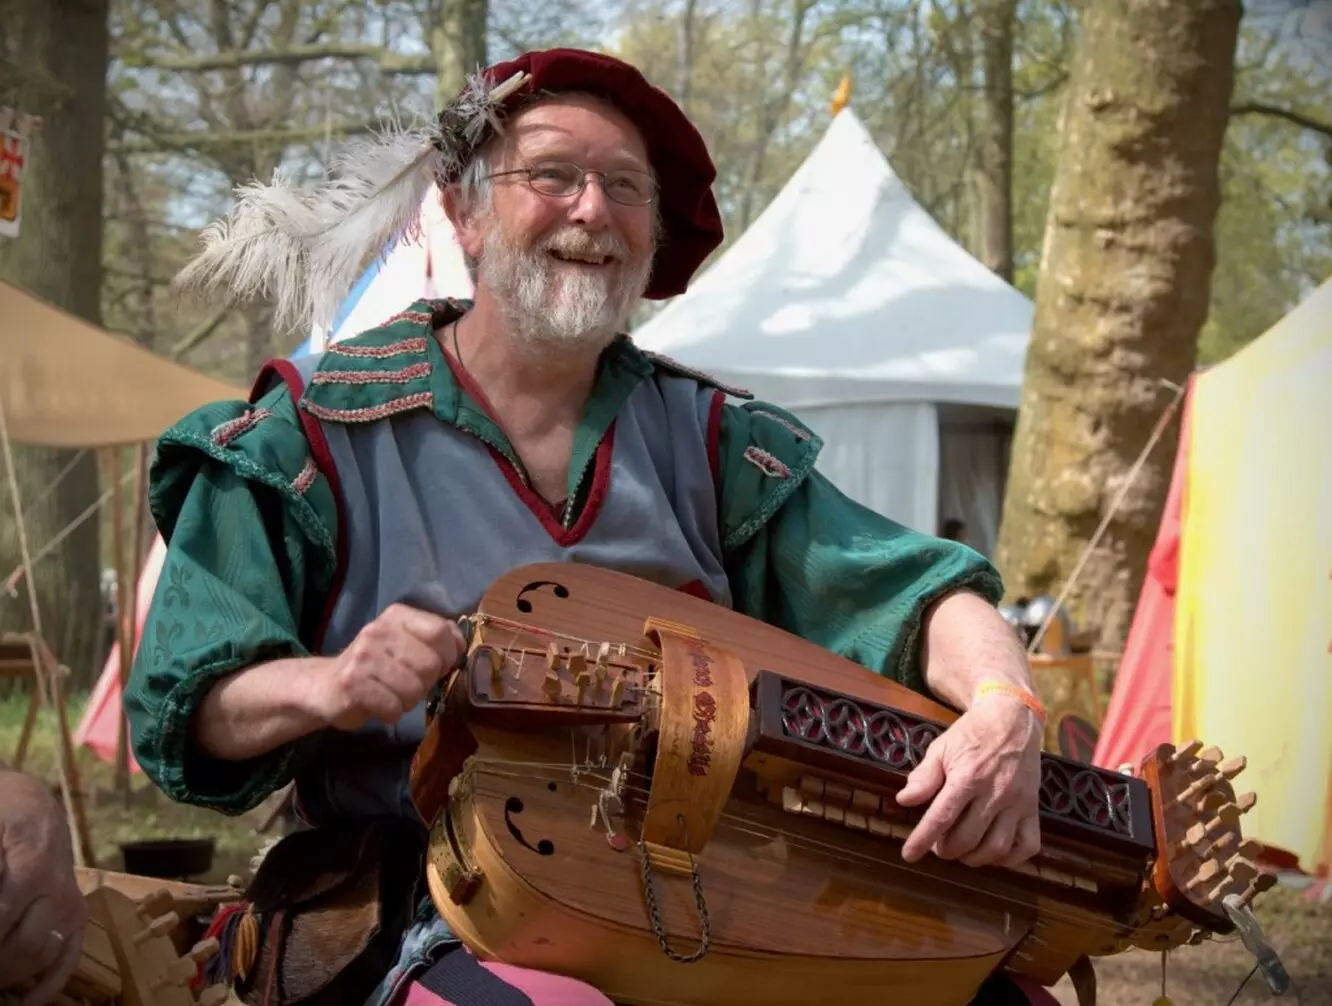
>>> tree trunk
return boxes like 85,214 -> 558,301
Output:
430,0 -> 488,109
0,0 -> 109,689
974,0 -> 1016,282
993,0 -> 1240,655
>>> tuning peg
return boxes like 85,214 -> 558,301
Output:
542,668 -> 562,700
575,671 -> 591,705
1186,860 -> 1222,893
1218,756 -> 1246,780
132,910 -> 179,945
1237,792 -> 1258,814
1181,771 -> 1221,802
610,676 -> 624,707
149,956 -> 198,991
1225,854 -> 1259,886
1238,839 -> 1264,861
1199,745 -> 1224,764
190,937 -> 221,963
1235,871 -> 1278,909
546,643 -> 562,671
568,652 -> 588,678
137,888 -> 175,920
1170,740 -> 1204,765
1197,790 -> 1228,813
1204,832 -> 1239,860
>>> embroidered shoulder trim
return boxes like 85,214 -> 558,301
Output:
301,391 -> 434,424
744,445 -> 791,479
381,309 -> 434,327
749,409 -> 811,442
291,456 -> 318,495
311,362 -> 431,386
640,350 -> 754,400
210,408 -> 271,447
326,336 -> 429,359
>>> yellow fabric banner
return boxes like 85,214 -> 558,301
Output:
1174,278 -> 1332,873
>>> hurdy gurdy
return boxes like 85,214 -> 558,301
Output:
409,562 -> 1288,1006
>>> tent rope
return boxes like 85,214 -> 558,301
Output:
1026,378 -> 1188,655
1,466 -> 136,596
0,395 -> 88,865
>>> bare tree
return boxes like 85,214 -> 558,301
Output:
973,0 -> 1016,280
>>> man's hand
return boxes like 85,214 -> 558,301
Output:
0,770 -> 88,1004
312,603 -> 466,731
894,691 -> 1043,868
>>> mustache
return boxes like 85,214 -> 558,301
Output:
540,227 -> 628,261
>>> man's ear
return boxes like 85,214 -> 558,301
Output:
441,182 -> 485,262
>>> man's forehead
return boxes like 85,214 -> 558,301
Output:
500,95 -> 650,167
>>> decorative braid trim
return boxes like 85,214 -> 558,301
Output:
744,445 -> 791,479
301,391 -> 433,424
383,309 -> 435,327
640,350 -> 753,399
326,337 -> 428,359
750,409 -> 811,441
291,456 -> 318,495
311,362 -> 431,386
210,408 -> 271,447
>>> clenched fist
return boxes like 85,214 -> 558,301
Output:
312,604 -> 466,731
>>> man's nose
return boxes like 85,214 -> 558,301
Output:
568,174 -> 615,229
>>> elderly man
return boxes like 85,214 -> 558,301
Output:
0,765 -> 87,1005
125,48 -> 1050,1006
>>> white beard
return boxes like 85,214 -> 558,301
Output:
476,218 -> 654,354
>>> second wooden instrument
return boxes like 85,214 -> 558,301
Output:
409,562 -> 1282,1006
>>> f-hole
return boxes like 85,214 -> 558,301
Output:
504,796 -> 555,856
515,580 -> 570,613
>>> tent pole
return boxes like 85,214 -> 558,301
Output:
107,446 -> 132,804
0,394 -> 96,867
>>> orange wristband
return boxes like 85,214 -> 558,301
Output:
974,681 -> 1047,725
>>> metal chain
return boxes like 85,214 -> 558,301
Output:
637,838 -> 711,964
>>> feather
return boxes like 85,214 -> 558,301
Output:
174,69 -> 530,336
174,125 -> 441,336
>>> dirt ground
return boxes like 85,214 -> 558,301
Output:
6,696 -> 1327,1004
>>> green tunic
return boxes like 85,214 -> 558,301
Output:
124,298 -> 1003,816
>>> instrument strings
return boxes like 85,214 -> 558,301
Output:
455,755 -> 1205,948
449,618 -> 1229,950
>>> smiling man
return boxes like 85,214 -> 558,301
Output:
125,48 -> 1052,1006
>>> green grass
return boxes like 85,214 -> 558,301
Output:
0,691 -> 270,884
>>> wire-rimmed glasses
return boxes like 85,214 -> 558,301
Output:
484,161 -> 658,207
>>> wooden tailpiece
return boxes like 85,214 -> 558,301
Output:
408,561 -> 1281,1006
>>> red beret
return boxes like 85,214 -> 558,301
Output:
442,48 -> 724,300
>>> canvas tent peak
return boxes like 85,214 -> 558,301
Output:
629,106 -> 1034,411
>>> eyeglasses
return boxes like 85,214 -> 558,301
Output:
484,161 -> 658,207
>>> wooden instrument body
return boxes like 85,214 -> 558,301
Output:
414,563 -> 1264,1006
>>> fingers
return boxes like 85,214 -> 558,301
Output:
0,896 -> 63,990
382,604 -> 466,665
20,927 -> 82,1006
899,774 -> 974,863
960,806 -> 1020,868
894,740 -> 945,808
1001,814 -> 1042,868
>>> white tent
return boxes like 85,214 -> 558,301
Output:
630,108 -> 1035,555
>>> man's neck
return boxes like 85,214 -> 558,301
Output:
446,293 -> 607,432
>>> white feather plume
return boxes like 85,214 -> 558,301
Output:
173,68 -> 531,336
174,127 -> 440,336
